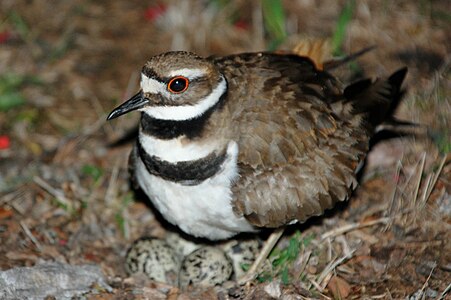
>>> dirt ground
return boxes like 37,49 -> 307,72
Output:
0,0 -> 450,299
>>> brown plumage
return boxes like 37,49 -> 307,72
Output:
212,52 -> 404,227
108,51 -> 407,239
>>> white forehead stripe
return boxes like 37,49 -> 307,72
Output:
141,74 -> 168,96
140,75 -> 226,121
140,68 -> 206,94
168,68 -> 206,79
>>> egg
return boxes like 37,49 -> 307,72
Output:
165,232 -> 204,257
125,237 -> 181,286
179,246 -> 233,289
221,239 -> 260,279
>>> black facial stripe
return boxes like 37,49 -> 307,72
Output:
136,141 -> 227,185
141,67 -> 166,83
142,76 -> 209,104
140,83 -> 228,140
185,76 -> 207,86
141,67 -> 208,85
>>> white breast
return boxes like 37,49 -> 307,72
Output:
134,141 -> 256,240
139,133 -> 221,163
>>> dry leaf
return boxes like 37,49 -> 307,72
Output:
327,275 -> 351,299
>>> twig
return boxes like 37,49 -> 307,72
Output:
419,263 -> 435,294
412,152 -> 426,206
418,172 -> 433,210
321,217 -> 389,240
422,155 -> 447,206
386,160 -> 403,229
326,237 -> 332,261
0,191 -> 17,206
317,249 -> 356,287
309,278 -> 324,292
320,270 -> 334,290
438,283 -> 451,300
0,185 -> 28,215
397,156 -> 421,200
336,235 -> 352,257
386,288 -> 394,300
33,176 -> 72,209
307,277 -> 332,299
20,221 -> 43,251
371,293 -> 389,299
293,250 -> 312,280
238,227 -> 284,284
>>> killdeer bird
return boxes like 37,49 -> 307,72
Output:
108,51 -> 406,281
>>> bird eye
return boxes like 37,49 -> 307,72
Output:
167,76 -> 189,93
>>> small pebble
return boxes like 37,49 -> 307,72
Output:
125,237 -> 181,286
179,246 -> 233,289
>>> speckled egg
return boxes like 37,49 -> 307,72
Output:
221,239 -> 260,279
179,246 -> 233,289
125,237 -> 181,286
165,232 -> 204,257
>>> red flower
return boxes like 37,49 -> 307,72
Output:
0,135 -> 10,149
234,20 -> 249,31
144,4 -> 167,22
0,31 -> 11,44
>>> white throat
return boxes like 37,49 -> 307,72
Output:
140,75 -> 227,121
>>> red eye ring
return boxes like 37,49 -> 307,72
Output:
167,76 -> 189,93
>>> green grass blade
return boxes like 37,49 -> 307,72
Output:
9,11 -> 30,39
262,0 -> 287,50
0,92 -> 25,111
331,0 -> 355,55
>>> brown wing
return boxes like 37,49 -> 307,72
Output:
232,105 -> 367,227
214,53 -> 404,228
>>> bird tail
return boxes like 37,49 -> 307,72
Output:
343,67 -> 409,131
291,37 -> 376,71
291,39 -> 413,134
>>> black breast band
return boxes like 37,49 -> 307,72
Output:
136,141 -> 228,186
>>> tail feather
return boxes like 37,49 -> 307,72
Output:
386,67 -> 408,117
323,46 -> 377,71
343,67 -> 408,130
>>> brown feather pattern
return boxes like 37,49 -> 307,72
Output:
124,51 -> 406,231
206,53 -> 405,228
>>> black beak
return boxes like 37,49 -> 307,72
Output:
107,91 -> 149,120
